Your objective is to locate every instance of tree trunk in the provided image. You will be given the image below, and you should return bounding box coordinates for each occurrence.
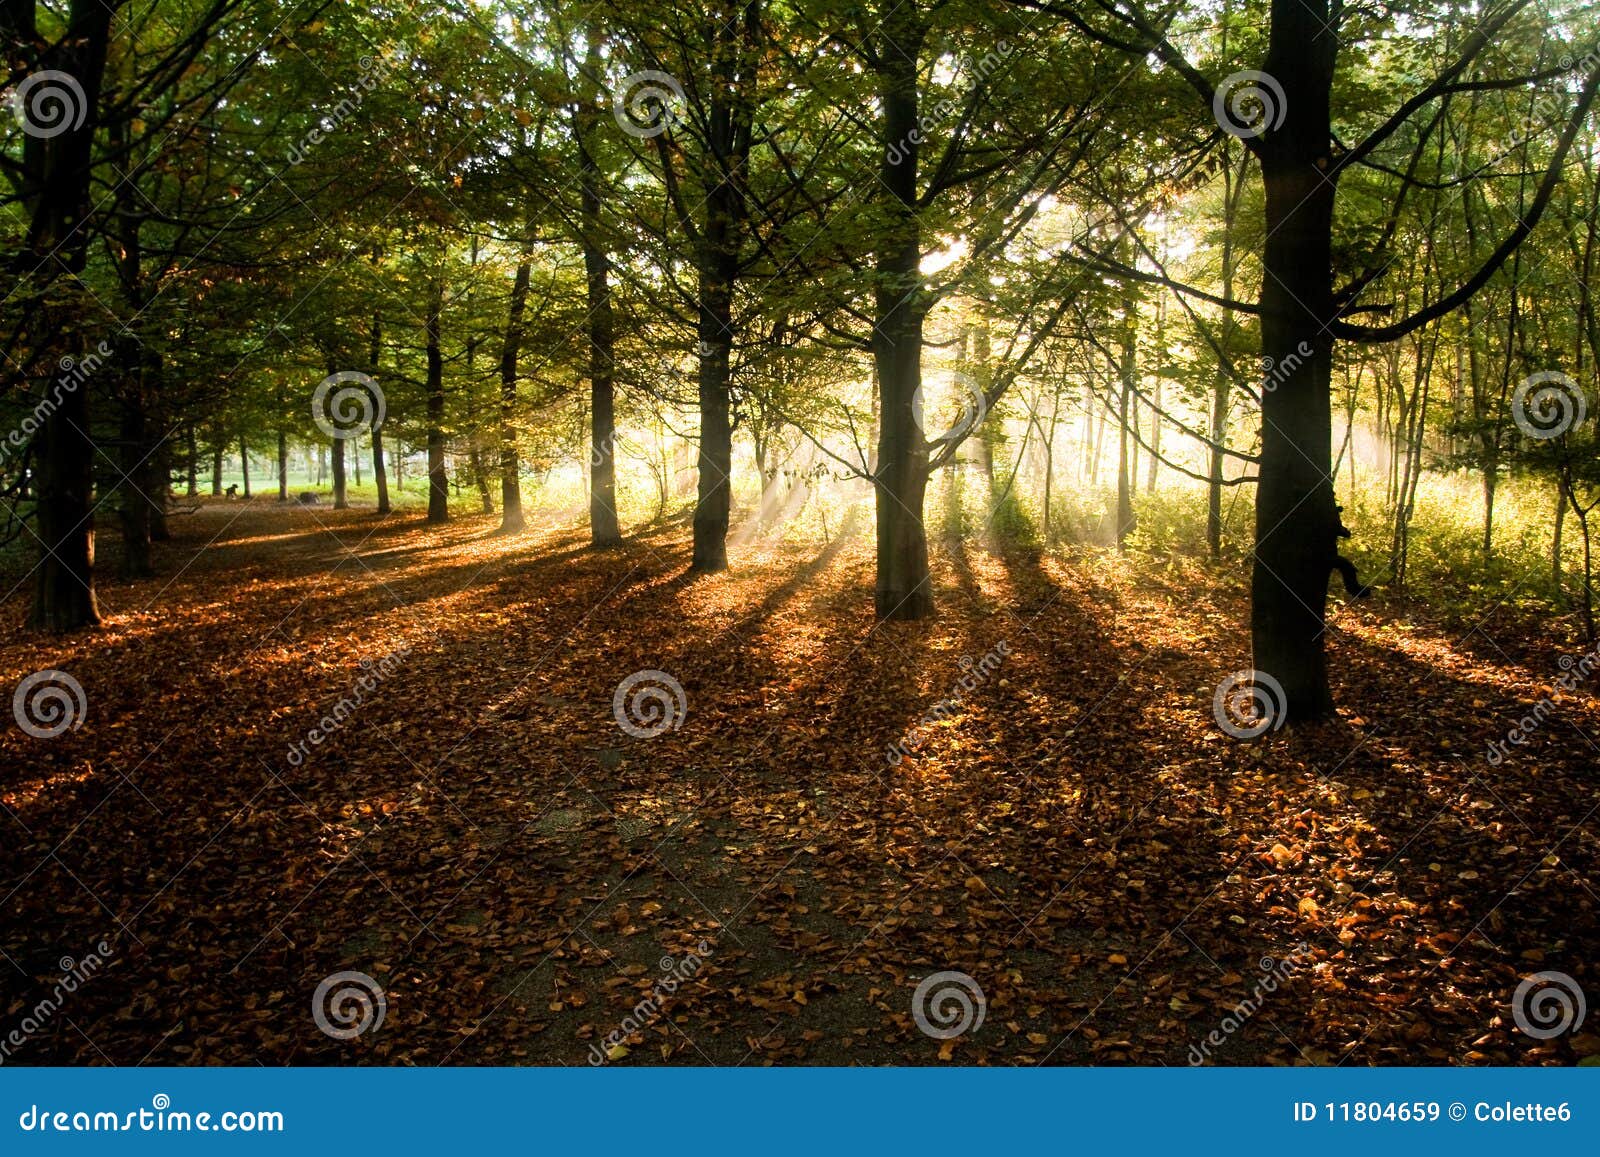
[117,373,152,578]
[31,344,101,629]
[871,7,933,620]
[426,283,449,523]
[186,424,198,497]
[370,313,390,515]
[1251,0,1340,721]
[498,259,530,533]
[212,442,224,495]
[20,0,114,631]
[331,437,347,509]
[1116,294,1138,550]
[576,38,621,549]
[277,427,288,502]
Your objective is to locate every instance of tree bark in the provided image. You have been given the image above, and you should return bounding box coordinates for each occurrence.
[369,313,390,514]
[576,37,621,549]
[22,0,117,631]
[426,282,449,523]
[871,6,933,619]
[498,258,530,533]
[1251,0,1340,721]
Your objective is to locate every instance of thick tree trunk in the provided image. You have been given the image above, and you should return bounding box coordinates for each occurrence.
[576,44,621,549]
[23,0,115,631]
[425,285,448,522]
[1251,0,1340,721]
[31,349,101,630]
[498,259,529,533]
[691,283,734,572]
[871,8,933,619]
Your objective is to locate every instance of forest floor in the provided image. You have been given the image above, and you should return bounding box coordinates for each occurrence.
[2,497,1598,1066]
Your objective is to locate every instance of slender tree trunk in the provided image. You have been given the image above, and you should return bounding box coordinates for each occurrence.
[331,437,347,510]
[498,259,530,533]
[117,373,152,578]
[369,313,390,514]
[186,424,198,497]
[277,429,288,502]
[149,428,169,542]
[426,283,449,523]
[1116,294,1138,549]
[212,443,224,495]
